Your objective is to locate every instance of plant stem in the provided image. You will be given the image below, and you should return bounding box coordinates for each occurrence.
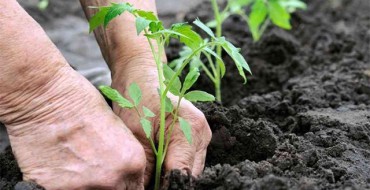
[143,29,165,190]
[211,0,223,102]
[162,98,182,162]
[154,40,167,190]
[164,42,217,96]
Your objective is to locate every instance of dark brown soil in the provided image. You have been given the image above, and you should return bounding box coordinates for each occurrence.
[1,0,370,189]
[165,0,370,189]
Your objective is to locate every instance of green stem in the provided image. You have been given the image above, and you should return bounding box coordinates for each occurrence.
[149,137,158,156]
[204,51,217,76]
[162,97,182,162]
[143,29,165,190]
[164,42,218,96]
[154,40,167,190]
[211,0,223,102]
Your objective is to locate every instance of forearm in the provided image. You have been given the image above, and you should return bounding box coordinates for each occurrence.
[79,0,159,76]
[0,1,70,125]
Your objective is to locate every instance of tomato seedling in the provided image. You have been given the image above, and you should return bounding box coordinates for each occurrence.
[171,0,305,101]
[89,2,250,189]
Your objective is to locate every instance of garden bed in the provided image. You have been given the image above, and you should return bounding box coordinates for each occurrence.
[1,0,370,189]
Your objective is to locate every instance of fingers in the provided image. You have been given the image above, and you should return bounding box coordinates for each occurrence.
[164,129,196,173]
[192,148,207,176]
[138,138,156,186]
[164,102,212,177]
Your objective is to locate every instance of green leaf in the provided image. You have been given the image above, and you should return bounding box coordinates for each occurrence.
[193,18,215,38]
[104,3,134,27]
[206,20,217,28]
[184,90,215,102]
[163,64,182,95]
[203,47,226,77]
[140,118,152,138]
[268,0,291,29]
[248,0,268,40]
[134,10,158,21]
[182,68,200,93]
[128,83,142,106]
[89,7,109,33]
[149,21,164,33]
[229,0,253,12]
[99,86,134,108]
[165,96,174,113]
[179,117,192,144]
[279,0,307,12]
[143,106,156,118]
[135,17,151,35]
[219,39,251,83]
[189,53,202,71]
[171,23,203,50]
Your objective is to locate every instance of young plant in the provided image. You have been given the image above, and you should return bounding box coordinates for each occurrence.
[88,2,250,190]
[171,0,306,101]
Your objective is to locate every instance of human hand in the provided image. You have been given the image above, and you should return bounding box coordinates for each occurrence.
[2,67,146,190]
[111,57,212,186]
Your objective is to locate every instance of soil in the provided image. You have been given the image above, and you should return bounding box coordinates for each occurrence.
[1,0,370,189]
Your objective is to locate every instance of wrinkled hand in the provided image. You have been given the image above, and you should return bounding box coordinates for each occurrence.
[112,58,212,185]
[4,68,146,190]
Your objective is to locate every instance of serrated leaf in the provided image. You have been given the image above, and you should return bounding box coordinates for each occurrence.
[179,117,192,144]
[163,64,182,95]
[89,7,109,33]
[169,46,194,71]
[99,86,134,108]
[193,18,215,38]
[143,106,156,118]
[219,40,251,83]
[184,90,215,102]
[135,17,151,35]
[149,21,164,33]
[171,24,203,50]
[165,96,174,113]
[140,118,152,138]
[134,10,158,21]
[104,3,134,27]
[128,83,142,106]
[182,68,200,93]
[268,0,291,29]
[203,47,226,77]
[248,0,268,40]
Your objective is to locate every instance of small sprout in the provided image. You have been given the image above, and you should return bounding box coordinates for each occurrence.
[171,0,305,101]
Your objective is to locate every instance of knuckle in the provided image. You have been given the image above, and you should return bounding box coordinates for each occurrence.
[190,112,208,133]
[124,144,147,174]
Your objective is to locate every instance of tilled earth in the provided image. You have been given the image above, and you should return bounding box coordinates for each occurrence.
[1,0,370,189]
